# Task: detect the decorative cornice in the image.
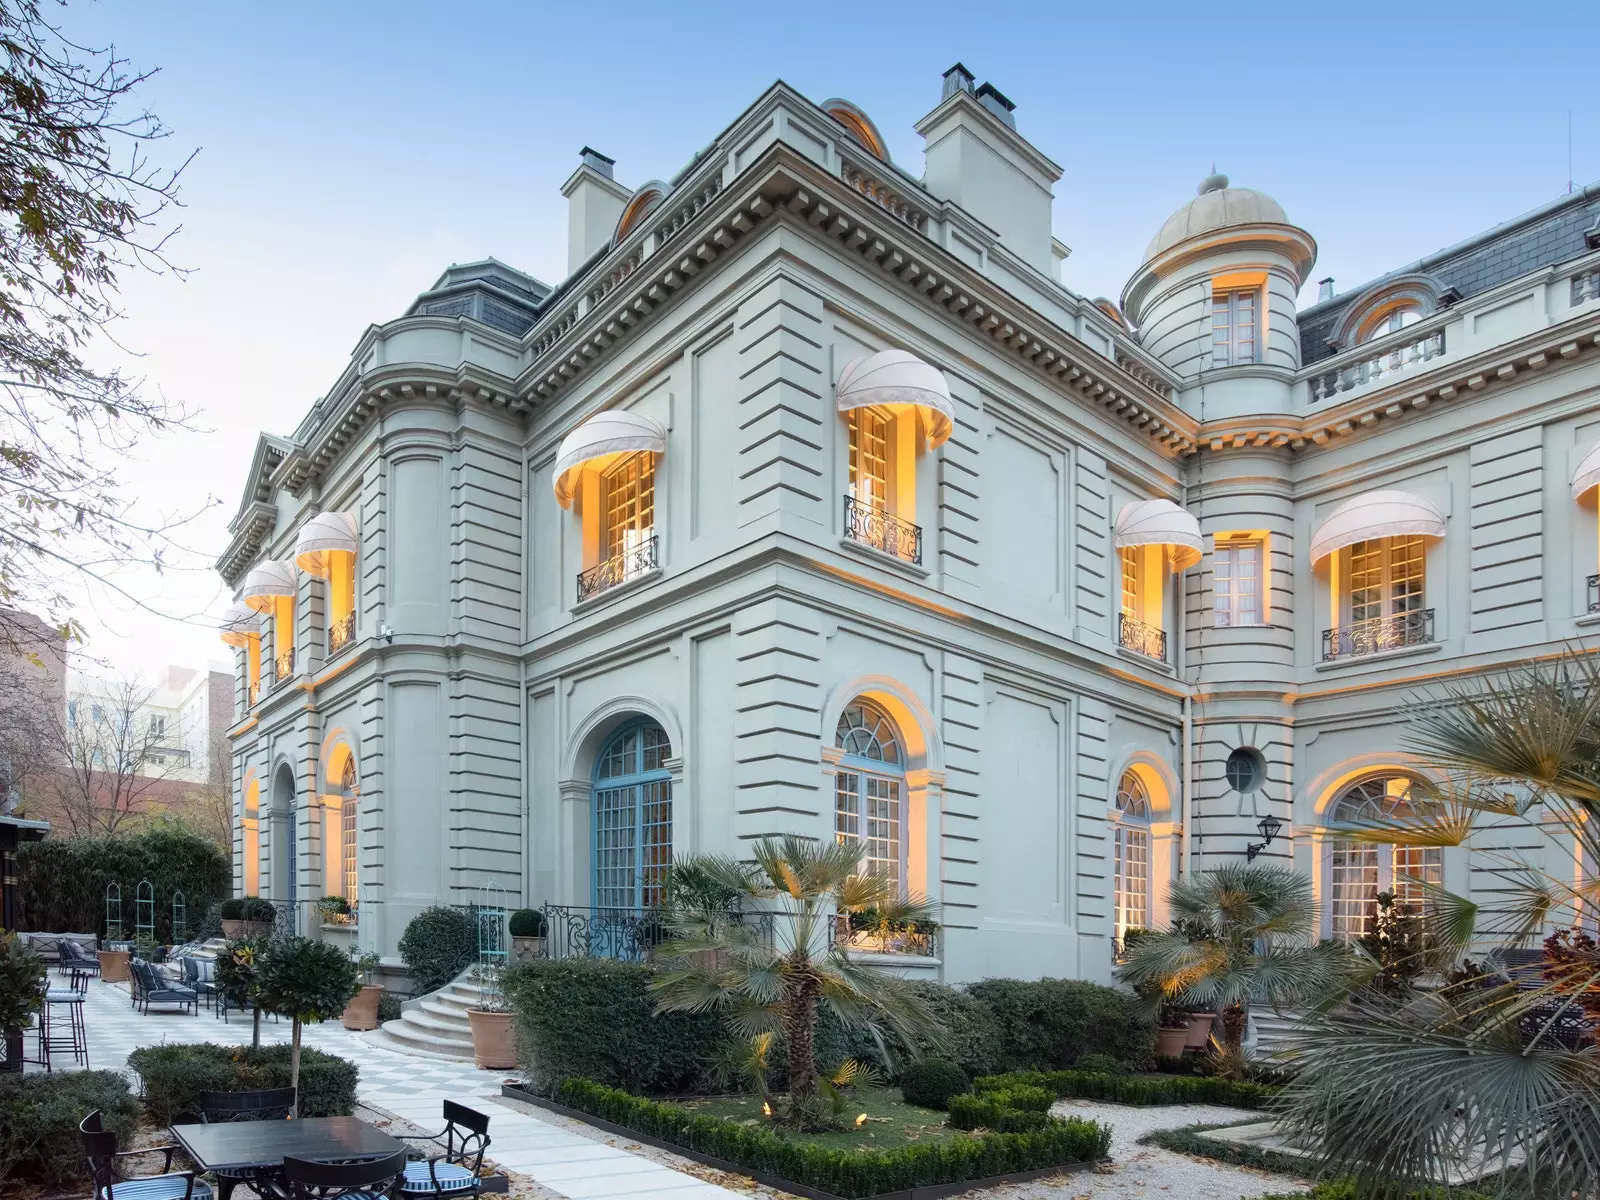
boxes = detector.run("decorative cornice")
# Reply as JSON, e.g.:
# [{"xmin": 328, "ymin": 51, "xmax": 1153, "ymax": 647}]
[{"xmin": 216, "ymin": 501, "xmax": 277, "ymax": 586}]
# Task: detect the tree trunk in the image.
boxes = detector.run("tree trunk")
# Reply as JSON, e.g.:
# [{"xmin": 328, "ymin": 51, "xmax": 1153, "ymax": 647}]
[
  {"xmin": 290, "ymin": 1019, "xmax": 302, "ymax": 1117},
  {"xmin": 782, "ymin": 975, "xmax": 820, "ymax": 1111},
  {"xmin": 1221, "ymin": 1002, "xmax": 1248, "ymax": 1052},
  {"xmin": 251, "ymin": 1004, "xmax": 261, "ymax": 1050}
]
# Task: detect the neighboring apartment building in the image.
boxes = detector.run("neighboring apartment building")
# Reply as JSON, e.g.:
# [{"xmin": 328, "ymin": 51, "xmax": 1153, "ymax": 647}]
[
  {"xmin": 64, "ymin": 664, "xmax": 233, "ymax": 784},
  {"xmin": 215, "ymin": 65, "xmax": 1600, "ymax": 975}
]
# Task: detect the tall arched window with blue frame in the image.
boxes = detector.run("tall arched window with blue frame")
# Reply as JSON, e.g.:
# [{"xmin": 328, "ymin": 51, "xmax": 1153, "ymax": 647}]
[
  {"xmin": 833, "ymin": 701, "xmax": 905, "ymax": 894},
  {"xmin": 592, "ymin": 719, "xmax": 673, "ymax": 912}
]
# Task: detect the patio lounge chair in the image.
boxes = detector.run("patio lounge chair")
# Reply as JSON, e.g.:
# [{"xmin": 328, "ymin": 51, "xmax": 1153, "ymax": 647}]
[
  {"xmin": 130, "ymin": 959, "xmax": 199, "ymax": 1015},
  {"xmin": 58, "ymin": 937, "xmax": 101, "ymax": 976},
  {"xmin": 81, "ymin": 1108, "xmax": 213, "ymax": 1200},
  {"xmin": 182, "ymin": 957, "xmax": 219, "ymax": 1009},
  {"xmin": 397, "ymin": 1100, "xmax": 491, "ymax": 1197}
]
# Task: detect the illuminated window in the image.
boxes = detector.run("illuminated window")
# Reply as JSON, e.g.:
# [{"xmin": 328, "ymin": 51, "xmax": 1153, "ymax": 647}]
[
  {"xmin": 1363, "ymin": 306, "xmax": 1422, "ymax": 342},
  {"xmin": 1346, "ymin": 536, "xmax": 1424, "ymax": 625},
  {"xmin": 834, "ymin": 701, "xmax": 904, "ymax": 893},
  {"xmin": 339, "ymin": 757, "xmax": 358, "ymax": 905},
  {"xmin": 1212, "ymin": 289, "xmax": 1258, "ymax": 367},
  {"xmin": 848, "ymin": 407, "xmax": 892, "ymax": 513},
  {"xmin": 328, "ymin": 551, "xmax": 356, "ymax": 654},
  {"xmin": 1120, "ymin": 547, "xmax": 1141, "ymax": 620},
  {"xmin": 1327, "ymin": 776, "xmax": 1441, "ymax": 941},
  {"xmin": 1112, "ymin": 771, "xmax": 1152, "ymax": 950},
  {"xmin": 602, "ymin": 453, "xmax": 655, "ymax": 566},
  {"xmin": 243, "ymin": 780, "xmax": 260, "ymax": 895},
  {"xmin": 272, "ymin": 594, "xmax": 295, "ymax": 681},
  {"xmin": 1214, "ymin": 538, "xmax": 1265, "ymax": 627},
  {"xmin": 593, "ymin": 720, "xmax": 672, "ymax": 913}
]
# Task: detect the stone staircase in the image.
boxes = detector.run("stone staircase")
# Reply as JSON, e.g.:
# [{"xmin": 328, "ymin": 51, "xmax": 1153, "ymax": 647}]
[{"xmin": 372, "ymin": 969, "xmax": 484, "ymax": 1061}]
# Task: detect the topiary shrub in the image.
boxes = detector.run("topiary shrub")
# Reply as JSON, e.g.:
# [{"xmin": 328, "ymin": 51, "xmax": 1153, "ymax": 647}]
[
  {"xmin": 0, "ymin": 1070, "xmax": 138, "ymax": 1187},
  {"xmin": 127, "ymin": 1043, "xmax": 359, "ymax": 1124},
  {"xmin": 898, "ymin": 1057, "xmax": 970, "ymax": 1109},
  {"xmin": 398, "ymin": 905, "xmax": 479, "ymax": 996},
  {"xmin": 219, "ymin": 897, "xmax": 245, "ymax": 920},
  {"xmin": 508, "ymin": 908, "xmax": 546, "ymax": 938},
  {"xmin": 256, "ymin": 936, "xmax": 359, "ymax": 1102},
  {"xmin": 1073, "ymin": 1052, "xmax": 1131, "ymax": 1076},
  {"xmin": 239, "ymin": 896, "xmax": 276, "ymax": 923},
  {"xmin": 966, "ymin": 977, "xmax": 1156, "ymax": 1071}
]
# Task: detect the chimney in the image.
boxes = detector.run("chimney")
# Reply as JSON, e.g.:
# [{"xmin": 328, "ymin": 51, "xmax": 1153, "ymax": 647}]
[
  {"xmin": 1317, "ymin": 277, "xmax": 1334, "ymax": 303},
  {"xmin": 916, "ymin": 65, "xmax": 1062, "ymax": 275},
  {"xmin": 560, "ymin": 147, "xmax": 631, "ymax": 275}
]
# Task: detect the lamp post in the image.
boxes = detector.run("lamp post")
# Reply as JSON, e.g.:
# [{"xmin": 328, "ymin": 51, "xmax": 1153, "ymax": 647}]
[{"xmin": 1245, "ymin": 814, "xmax": 1284, "ymax": 862}]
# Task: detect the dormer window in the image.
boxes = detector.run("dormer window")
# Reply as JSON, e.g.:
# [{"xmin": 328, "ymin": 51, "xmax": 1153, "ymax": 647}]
[
  {"xmin": 1212, "ymin": 288, "xmax": 1259, "ymax": 366},
  {"xmin": 1363, "ymin": 306, "xmax": 1422, "ymax": 342}
]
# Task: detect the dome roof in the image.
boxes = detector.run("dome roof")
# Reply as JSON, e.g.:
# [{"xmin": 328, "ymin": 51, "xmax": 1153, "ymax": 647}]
[{"xmin": 1144, "ymin": 173, "xmax": 1290, "ymax": 263}]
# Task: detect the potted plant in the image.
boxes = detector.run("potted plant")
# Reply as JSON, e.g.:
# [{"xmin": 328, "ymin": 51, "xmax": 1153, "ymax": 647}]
[
  {"xmin": 1183, "ymin": 1008, "xmax": 1217, "ymax": 1051},
  {"xmin": 341, "ymin": 951, "xmax": 384, "ymax": 1030},
  {"xmin": 97, "ymin": 942, "xmax": 132, "ymax": 982},
  {"xmin": 318, "ymin": 895, "xmax": 354, "ymax": 926},
  {"xmin": 466, "ymin": 962, "xmax": 515, "ymax": 1069},
  {"xmin": 1157, "ymin": 999, "xmax": 1190, "ymax": 1058},
  {"xmin": 507, "ymin": 908, "xmax": 546, "ymax": 960},
  {"xmin": 0, "ymin": 931, "xmax": 46, "ymax": 1073},
  {"xmin": 256, "ymin": 936, "xmax": 359, "ymax": 1111},
  {"xmin": 222, "ymin": 896, "xmax": 276, "ymax": 938}
]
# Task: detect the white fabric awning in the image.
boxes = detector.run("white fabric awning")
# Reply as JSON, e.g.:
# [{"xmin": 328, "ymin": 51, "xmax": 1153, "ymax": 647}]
[
  {"xmin": 1572, "ymin": 441, "xmax": 1600, "ymax": 501},
  {"xmin": 1310, "ymin": 489, "xmax": 1446, "ymax": 564},
  {"xmin": 294, "ymin": 511, "xmax": 359, "ymax": 578},
  {"xmin": 553, "ymin": 410, "xmax": 667, "ymax": 509},
  {"xmin": 1114, "ymin": 499, "xmax": 1203, "ymax": 571},
  {"xmin": 241, "ymin": 559, "xmax": 298, "ymax": 613},
  {"xmin": 836, "ymin": 349, "xmax": 954, "ymax": 448},
  {"xmin": 218, "ymin": 603, "xmax": 259, "ymax": 648}
]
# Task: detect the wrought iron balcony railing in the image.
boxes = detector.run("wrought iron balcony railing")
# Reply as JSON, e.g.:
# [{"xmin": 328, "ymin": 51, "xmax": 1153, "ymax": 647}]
[
  {"xmin": 274, "ymin": 646, "xmax": 296, "ymax": 683},
  {"xmin": 248, "ymin": 678, "xmax": 261, "ymax": 707},
  {"xmin": 329, "ymin": 610, "xmax": 356, "ymax": 655},
  {"xmin": 843, "ymin": 496, "xmax": 922, "ymax": 565},
  {"xmin": 1118, "ymin": 613, "xmax": 1167, "ymax": 661},
  {"xmin": 832, "ymin": 912, "xmax": 939, "ymax": 958},
  {"xmin": 576, "ymin": 534, "xmax": 658, "ymax": 603},
  {"xmin": 1589, "ymin": 574, "xmax": 1600, "ymax": 614},
  {"xmin": 1322, "ymin": 608, "xmax": 1435, "ymax": 661}
]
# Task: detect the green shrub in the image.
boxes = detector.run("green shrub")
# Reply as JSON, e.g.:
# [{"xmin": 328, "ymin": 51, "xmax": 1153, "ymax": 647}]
[
  {"xmin": 126, "ymin": 1043, "xmax": 359, "ymax": 1123},
  {"xmin": 16, "ymin": 828, "xmax": 229, "ymax": 942},
  {"xmin": 502, "ymin": 957, "xmax": 720, "ymax": 1095},
  {"xmin": 946, "ymin": 1092, "xmax": 1051, "ymax": 1133},
  {"xmin": 219, "ymin": 897, "xmax": 244, "ymax": 920},
  {"xmin": 0, "ymin": 930, "xmax": 46, "ymax": 1034},
  {"xmin": 1073, "ymin": 1052, "xmax": 1131, "ymax": 1076},
  {"xmin": 897, "ymin": 981, "xmax": 1006, "ymax": 1078},
  {"xmin": 966, "ymin": 977, "xmax": 1156, "ymax": 1072},
  {"xmin": 239, "ymin": 896, "xmax": 276, "ymax": 923},
  {"xmin": 898, "ymin": 1057, "xmax": 970, "ymax": 1109},
  {"xmin": 398, "ymin": 905, "xmax": 479, "ymax": 996},
  {"xmin": 976, "ymin": 1068, "xmax": 1279, "ymax": 1110},
  {"xmin": 377, "ymin": 992, "xmax": 402, "ymax": 1022},
  {"xmin": 0, "ymin": 1070, "xmax": 137, "ymax": 1187},
  {"xmin": 556, "ymin": 1077, "xmax": 1109, "ymax": 1199},
  {"xmin": 508, "ymin": 908, "xmax": 546, "ymax": 937}
]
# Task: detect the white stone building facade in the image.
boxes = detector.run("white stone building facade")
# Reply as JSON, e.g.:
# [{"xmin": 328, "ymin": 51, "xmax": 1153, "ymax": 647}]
[{"xmin": 216, "ymin": 65, "xmax": 1600, "ymax": 978}]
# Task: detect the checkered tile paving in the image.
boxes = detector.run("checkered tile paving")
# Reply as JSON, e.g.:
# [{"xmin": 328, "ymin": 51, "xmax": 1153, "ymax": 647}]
[{"xmin": 30, "ymin": 974, "xmax": 744, "ymax": 1200}]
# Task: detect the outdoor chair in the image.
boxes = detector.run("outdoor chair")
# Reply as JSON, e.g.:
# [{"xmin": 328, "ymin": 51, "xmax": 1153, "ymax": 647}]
[
  {"xmin": 183, "ymin": 956, "xmax": 219, "ymax": 1009},
  {"xmin": 198, "ymin": 1087, "xmax": 297, "ymax": 1200},
  {"xmin": 130, "ymin": 959, "xmax": 199, "ymax": 1016},
  {"xmin": 274, "ymin": 1150, "xmax": 408, "ymax": 1200},
  {"xmin": 58, "ymin": 937, "xmax": 101, "ymax": 976},
  {"xmin": 37, "ymin": 966, "xmax": 89, "ymax": 1069},
  {"xmin": 396, "ymin": 1100, "xmax": 490, "ymax": 1197},
  {"xmin": 81, "ymin": 1108, "xmax": 213, "ymax": 1200}
]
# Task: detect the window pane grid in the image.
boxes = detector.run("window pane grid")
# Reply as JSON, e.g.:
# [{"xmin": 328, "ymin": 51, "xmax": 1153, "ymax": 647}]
[
  {"xmin": 601, "ymin": 453, "xmax": 655, "ymax": 563},
  {"xmin": 849, "ymin": 407, "xmax": 890, "ymax": 512},
  {"xmin": 1212, "ymin": 289, "xmax": 1259, "ymax": 367},
  {"xmin": 341, "ymin": 797, "xmax": 358, "ymax": 903},
  {"xmin": 1330, "ymin": 840, "xmax": 1380, "ymax": 940},
  {"xmin": 1113, "ymin": 825, "xmax": 1150, "ymax": 944},
  {"xmin": 1121, "ymin": 546, "xmax": 1140, "ymax": 619},
  {"xmin": 1214, "ymin": 540, "xmax": 1263, "ymax": 626},
  {"xmin": 1347, "ymin": 536, "xmax": 1425, "ymax": 623},
  {"xmin": 592, "ymin": 721, "xmax": 673, "ymax": 915}
]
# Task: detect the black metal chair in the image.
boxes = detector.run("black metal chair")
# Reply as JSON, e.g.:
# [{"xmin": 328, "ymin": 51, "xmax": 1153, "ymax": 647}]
[
  {"xmin": 131, "ymin": 959, "xmax": 199, "ymax": 1015},
  {"xmin": 198, "ymin": 1088, "xmax": 296, "ymax": 1200},
  {"xmin": 81, "ymin": 1108, "xmax": 214, "ymax": 1200},
  {"xmin": 396, "ymin": 1101, "xmax": 490, "ymax": 1197},
  {"xmin": 275, "ymin": 1150, "xmax": 408, "ymax": 1200},
  {"xmin": 183, "ymin": 957, "xmax": 220, "ymax": 1010},
  {"xmin": 59, "ymin": 937, "xmax": 102, "ymax": 976}
]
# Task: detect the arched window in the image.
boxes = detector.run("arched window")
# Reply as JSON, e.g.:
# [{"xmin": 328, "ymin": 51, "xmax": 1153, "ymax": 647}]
[
  {"xmin": 1363, "ymin": 305, "xmax": 1422, "ymax": 342},
  {"xmin": 339, "ymin": 756, "xmax": 358, "ymax": 906},
  {"xmin": 834, "ymin": 701, "xmax": 905, "ymax": 892},
  {"xmin": 1328, "ymin": 775, "xmax": 1440, "ymax": 941},
  {"xmin": 593, "ymin": 720, "xmax": 672, "ymax": 911},
  {"xmin": 1112, "ymin": 770, "xmax": 1152, "ymax": 949}
]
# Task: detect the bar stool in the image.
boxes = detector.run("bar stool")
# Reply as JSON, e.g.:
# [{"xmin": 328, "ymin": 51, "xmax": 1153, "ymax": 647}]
[{"xmin": 39, "ymin": 968, "xmax": 90, "ymax": 1070}]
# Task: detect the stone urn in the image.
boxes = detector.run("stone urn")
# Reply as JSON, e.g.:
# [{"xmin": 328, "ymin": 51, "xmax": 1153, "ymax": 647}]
[
  {"xmin": 1157, "ymin": 1026, "xmax": 1189, "ymax": 1058},
  {"xmin": 342, "ymin": 984, "xmax": 384, "ymax": 1031},
  {"xmin": 509, "ymin": 936, "xmax": 545, "ymax": 962},
  {"xmin": 97, "ymin": 949, "xmax": 130, "ymax": 983},
  {"xmin": 467, "ymin": 1009, "xmax": 516, "ymax": 1070},
  {"xmin": 1183, "ymin": 1012, "xmax": 1216, "ymax": 1051},
  {"xmin": 221, "ymin": 920, "xmax": 273, "ymax": 939}
]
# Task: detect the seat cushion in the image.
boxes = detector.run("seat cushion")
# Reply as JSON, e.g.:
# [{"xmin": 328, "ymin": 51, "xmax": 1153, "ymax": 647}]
[
  {"xmin": 45, "ymin": 989, "xmax": 84, "ymax": 1002},
  {"xmin": 400, "ymin": 1160, "xmax": 478, "ymax": 1194},
  {"xmin": 104, "ymin": 1174, "xmax": 214, "ymax": 1200}
]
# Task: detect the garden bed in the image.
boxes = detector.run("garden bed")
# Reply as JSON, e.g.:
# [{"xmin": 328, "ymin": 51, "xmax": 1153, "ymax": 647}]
[
  {"xmin": 502, "ymin": 1080, "xmax": 1110, "ymax": 1200},
  {"xmin": 977, "ymin": 1068, "xmax": 1280, "ymax": 1109}
]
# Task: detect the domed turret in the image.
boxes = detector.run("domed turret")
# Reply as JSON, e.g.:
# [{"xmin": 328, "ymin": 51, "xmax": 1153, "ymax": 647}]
[{"xmin": 1143, "ymin": 174, "xmax": 1291, "ymax": 265}]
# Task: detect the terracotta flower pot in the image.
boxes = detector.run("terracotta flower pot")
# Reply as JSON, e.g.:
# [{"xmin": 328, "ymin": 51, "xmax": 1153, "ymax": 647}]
[
  {"xmin": 1157, "ymin": 1026, "xmax": 1190, "ymax": 1057},
  {"xmin": 510, "ymin": 936, "xmax": 544, "ymax": 961},
  {"xmin": 1184, "ymin": 1012, "xmax": 1216, "ymax": 1051},
  {"xmin": 468, "ymin": 1009, "xmax": 516, "ymax": 1070},
  {"xmin": 97, "ymin": 949, "xmax": 130, "ymax": 983},
  {"xmin": 342, "ymin": 984, "xmax": 384, "ymax": 1031},
  {"xmin": 221, "ymin": 919, "xmax": 274, "ymax": 939}
]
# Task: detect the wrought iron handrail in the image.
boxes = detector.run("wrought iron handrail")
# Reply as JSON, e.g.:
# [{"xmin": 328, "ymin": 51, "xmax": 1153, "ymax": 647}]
[
  {"xmin": 1322, "ymin": 608, "xmax": 1434, "ymax": 661},
  {"xmin": 843, "ymin": 496, "xmax": 923, "ymax": 565},
  {"xmin": 274, "ymin": 646, "xmax": 296, "ymax": 683},
  {"xmin": 1589, "ymin": 574, "xmax": 1599, "ymax": 614},
  {"xmin": 329, "ymin": 610, "xmax": 356, "ymax": 654},
  {"xmin": 576, "ymin": 534, "xmax": 659, "ymax": 603},
  {"xmin": 1118, "ymin": 613, "xmax": 1167, "ymax": 661}
]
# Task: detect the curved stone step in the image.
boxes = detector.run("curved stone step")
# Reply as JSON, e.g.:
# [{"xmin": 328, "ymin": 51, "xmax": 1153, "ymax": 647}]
[
  {"xmin": 369, "ymin": 1025, "xmax": 475, "ymax": 1062},
  {"xmin": 379, "ymin": 1015, "xmax": 473, "ymax": 1055},
  {"xmin": 405, "ymin": 1006, "xmax": 471, "ymax": 1036}
]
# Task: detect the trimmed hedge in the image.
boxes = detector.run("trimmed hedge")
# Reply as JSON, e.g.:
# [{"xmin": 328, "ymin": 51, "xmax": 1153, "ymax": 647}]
[
  {"xmin": 0, "ymin": 1070, "xmax": 138, "ymax": 1187},
  {"xmin": 554, "ymin": 1077, "xmax": 1110, "ymax": 1199},
  {"xmin": 898, "ymin": 1058, "xmax": 969, "ymax": 1110},
  {"xmin": 398, "ymin": 905, "xmax": 479, "ymax": 996},
  {"xmin": 126, "ymin": 1042, "xmax": 359, "ymax": 1123},
  {"xmin": 947, "ymin": 1085, "xmax": 1055, "ymax": 1134},
  {"xmin": 965, "ymin": 977, "xmax": 1156, "ymax": 1073},
  {"xmin": 976, "ymin": 1068, "xmax": 1280, "ymax": 1110}
]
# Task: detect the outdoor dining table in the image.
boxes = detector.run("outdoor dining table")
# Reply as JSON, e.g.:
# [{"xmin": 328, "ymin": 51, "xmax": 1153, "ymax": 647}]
[{"xmin": 169, "ymin": 1115, "xmax": 406, "ymax": 1177}]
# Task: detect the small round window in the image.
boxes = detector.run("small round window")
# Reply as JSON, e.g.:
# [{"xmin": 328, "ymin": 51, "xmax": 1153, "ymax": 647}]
[{"xmin": 1224, "ymin": 747, "xmax": 1266, "ymax": 794}]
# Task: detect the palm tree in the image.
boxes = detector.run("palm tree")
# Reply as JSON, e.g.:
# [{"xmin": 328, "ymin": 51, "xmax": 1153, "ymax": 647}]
[
  {"xmin": 1276, "ymin": 654, "xmax": 1600, "ymax": 1199},
  {"xmin": 650, "ymin": 835, "xmax": 942, "ymax": 1126},
  {"xmin": 1116, "ymin": 863, "xmax": 1362, "ymax": 1056}
]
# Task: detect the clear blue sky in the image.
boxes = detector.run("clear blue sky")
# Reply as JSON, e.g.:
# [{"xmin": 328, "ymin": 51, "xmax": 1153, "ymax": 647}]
[{"xmin": 57, "ymin": 0, "xmax": 1600, "ymax": 671}]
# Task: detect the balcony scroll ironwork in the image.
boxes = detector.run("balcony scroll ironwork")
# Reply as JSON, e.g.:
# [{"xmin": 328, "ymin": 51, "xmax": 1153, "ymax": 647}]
[
  {"xmin": 576, "ymin": 534, "xmax": 659, "ymax": 603},
  {"xmin": 273, "ymin": 646, "xmax": 296, "ymax": 683},
  {"xmin": 1589, "ymin": 574, "xmax": 1600, "ymax": 614},
  {"xmin": 843, "ymin": 496, "xmax": 923, "ymax": 565},
  {"xmin": 1118, "ymin": 613, "xmax": 1167, "ymax": 662},
  {"xmin": 1322, "ymin": 609, "xmax": 1435, "ymax": 661},
  {"xmin": 329, "ymin": 611, "xmax": 355, "ymax": 655}
]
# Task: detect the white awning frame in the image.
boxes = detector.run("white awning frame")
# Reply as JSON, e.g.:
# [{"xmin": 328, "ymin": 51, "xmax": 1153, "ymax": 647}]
[
  {"xmin": 836, "ymin": 349, "xmax": 955, "ymax": 448},
  {"xmin": 553, "ymin": 410, "xmax": 667, "ymax": 509},
  {"xmin": 219, "ymin": 603, "xmax": 260, "ymax": 648},
  {"xmin": 1310, "ymin": 489, "xmax": 1446, "ymax": 564},
  {"xmin": 241, "ymin": 559, "xmax": 298, "ymax": 613},
  {"xmin": 1572, "ymin": 440, "xmax": 1600, "ymax": 502},
  {"xmin": 294, "ymin": 511, "xmax": 360, "ymax": 579},
  {"xmin": 1114, "ymin": 499, "xmax": 1203, "ymax": 571}
]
